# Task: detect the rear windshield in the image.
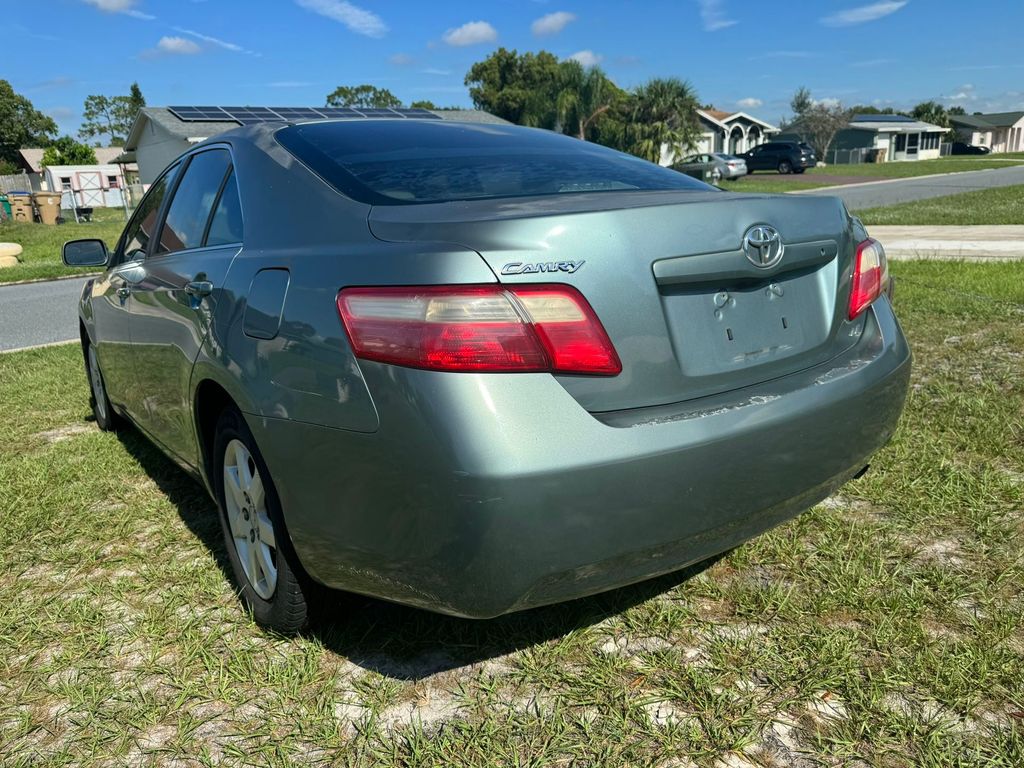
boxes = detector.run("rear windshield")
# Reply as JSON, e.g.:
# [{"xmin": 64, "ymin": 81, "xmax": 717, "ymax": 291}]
[{"xmin": 276, "ymin": 120, "xmax": 712, "ymax": 205}]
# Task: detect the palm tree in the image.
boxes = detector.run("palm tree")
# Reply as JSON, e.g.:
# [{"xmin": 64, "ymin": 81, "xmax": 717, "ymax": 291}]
[
  {"xmin": 624, "ymin": 78, "xmax": 701, "ymax": 163},
  {"xmin": 555, "ymin": 61, "xmax": 619, "ymax": 141}
]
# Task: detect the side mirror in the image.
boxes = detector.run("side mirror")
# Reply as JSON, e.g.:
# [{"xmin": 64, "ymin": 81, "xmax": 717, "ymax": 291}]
[{"xmin": 62, "ymin": 239, "xmax": 109, "ymax": 268}]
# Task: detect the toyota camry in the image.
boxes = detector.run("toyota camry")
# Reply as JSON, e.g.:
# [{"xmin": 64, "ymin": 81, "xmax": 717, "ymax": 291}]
[{"xmin": 62, "ymin": 116, "xmax": 911, "ymax": 633}]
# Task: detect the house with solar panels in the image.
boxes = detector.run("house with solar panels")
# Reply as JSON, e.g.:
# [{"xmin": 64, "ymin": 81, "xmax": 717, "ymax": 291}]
[
  {"xmin": 778, "ymin": 113, "xmax": 947, "ymax": 163},
  {"xmin": 119, "ymin": 106, "xmax": 510, "ymax": 186}
]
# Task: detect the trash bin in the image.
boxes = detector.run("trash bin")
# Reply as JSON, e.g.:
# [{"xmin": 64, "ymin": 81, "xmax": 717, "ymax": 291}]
[
  {"xmin": 0, "ymin": 194, "xmax": 10, "ymax": 221},
  {"xmin": 8, "ymin": 193, "xmax": 33, "ymax": 222},
  {"xmin": 33, "ymin": 192, "xmax": 62, "ymax": 225}
]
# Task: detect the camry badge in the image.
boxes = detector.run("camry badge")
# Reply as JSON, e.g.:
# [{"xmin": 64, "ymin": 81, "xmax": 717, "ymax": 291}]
[
  {"xmin": 742, "ymin": 225, "xmax": 784, "ymax": 268},
  {"xmin": 501, "ymin": 260, "xmax": 585, "ymax": 276}
]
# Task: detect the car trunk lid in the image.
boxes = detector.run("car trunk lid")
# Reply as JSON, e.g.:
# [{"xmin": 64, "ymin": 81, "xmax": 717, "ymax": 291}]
[{"xmin": 368, "ymin": 190, "xmax": 863, "ymax": 413}]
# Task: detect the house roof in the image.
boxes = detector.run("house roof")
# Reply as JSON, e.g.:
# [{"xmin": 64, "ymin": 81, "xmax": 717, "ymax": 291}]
[
  {"xmin": 124, "ymin": 106, "xmax": 510, "ymax": 151},
  {"xmin": 848, "ymin": 117, "xmax": 945, "ymax": 133},
  {"xmin": 950, "ymin": 111, "xmax": 1024, "ymax": 129},
  {"xmin": 17, "ymin": 147, "xmax": 131, "ymax": 173},
  {"xmin": 697, "ymin": 108, "xmax": 779, "ymax": 133}
]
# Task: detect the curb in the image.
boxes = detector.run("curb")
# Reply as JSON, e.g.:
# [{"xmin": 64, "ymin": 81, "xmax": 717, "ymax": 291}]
[
  {"xmin": 0, "ymin": 272, "xmax": 101, "ymax": 288},
  {"xmin": 0, "ymin": 339, "xmax": 78, "ymax": 355}
]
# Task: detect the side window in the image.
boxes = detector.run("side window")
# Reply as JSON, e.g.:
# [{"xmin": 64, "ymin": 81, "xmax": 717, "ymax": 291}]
[
  {"xmin": 204, "ymin": 170, "xmax": 243, "ymax": 246},
  {"xmin": 157, "ymin": 149, "xmax": 231, "ymax": 255},
  {"xmin": 113, "ymin": 162, "xmax": 179, "ymax": 267}
]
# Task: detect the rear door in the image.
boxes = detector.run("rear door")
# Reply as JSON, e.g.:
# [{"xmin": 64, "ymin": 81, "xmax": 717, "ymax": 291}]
[{"xmin": 126, "ymin": 147, "xmax": 243, "ymax": 462}]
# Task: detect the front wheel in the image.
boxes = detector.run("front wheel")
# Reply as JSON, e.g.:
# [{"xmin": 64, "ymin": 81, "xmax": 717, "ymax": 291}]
[
  {"xmin": 85, "ymin": 342, "xmax": 120, "ymax": 431},
  {"xmin": 778, "ymin": 160, "xmax": 793, "ymax": 174},
  {"xmin": 214, "ymin": 407, "xmax": 311, "ymax": 633}
]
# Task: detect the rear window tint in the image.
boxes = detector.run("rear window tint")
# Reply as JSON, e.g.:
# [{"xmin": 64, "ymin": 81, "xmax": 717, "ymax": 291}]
[{"xmin": 276, "ymin": 121, "xmax": 711, "ymax": 206}]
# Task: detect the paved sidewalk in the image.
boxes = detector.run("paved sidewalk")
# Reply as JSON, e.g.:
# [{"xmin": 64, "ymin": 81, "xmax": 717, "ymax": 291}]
[{"xmin": 867, "ymin": 225, "xmax": 1024, "ymax": 261}]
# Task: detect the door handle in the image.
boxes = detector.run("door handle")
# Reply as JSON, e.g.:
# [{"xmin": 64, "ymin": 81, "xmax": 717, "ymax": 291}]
[
  {"xmin": 116, "ymin": 285, "xmax": 130, "ymax": 299},
  {"xmin": 184, "ymin": 280, "xmax": 214, "ymax": 298}
]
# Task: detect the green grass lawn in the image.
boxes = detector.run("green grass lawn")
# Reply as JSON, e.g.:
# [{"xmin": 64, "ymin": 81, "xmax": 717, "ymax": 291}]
[
  {"xmin": 0, "ymin": 208, "xmax": 125, "ymax": 284},
  {"xmin": 1, "ymin": 262, "xmax": 1022, "ymax": 766},
  {"xmin": 858, "ymin": 184, "xmax": 1024, "ymax": 225}
]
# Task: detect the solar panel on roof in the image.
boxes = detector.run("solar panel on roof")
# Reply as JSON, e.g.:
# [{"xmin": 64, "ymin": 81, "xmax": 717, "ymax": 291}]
[{"xmin": 168, "ymin": 105, "xmax": 445, "ymax": 125}]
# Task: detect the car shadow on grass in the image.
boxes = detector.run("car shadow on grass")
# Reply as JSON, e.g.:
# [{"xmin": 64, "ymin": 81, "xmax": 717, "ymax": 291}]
[{"xmin": 114, "ymin": 421, "xmax": 720, "ymax": 681}]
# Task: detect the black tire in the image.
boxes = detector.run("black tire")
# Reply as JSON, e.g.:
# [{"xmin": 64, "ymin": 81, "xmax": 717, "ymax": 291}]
[
  {"xmin": 84, "ymin": 341, "xmax": 120, "ymax": 431},
  {"xmin": 778, "ymin": 160, "xmax": 793, "ymax": 174},
  {"xmin": 794, "ymin": 168, "xmax": 806, "ymax": 174},
  {"xmin": 214, "ymin": 406, "xmax": 310, "ymax": 634}
]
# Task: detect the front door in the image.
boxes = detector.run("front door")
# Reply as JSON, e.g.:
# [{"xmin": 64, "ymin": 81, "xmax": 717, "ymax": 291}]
[
  {"xmin": 906, "ymin": 132, "xmax": 920, "ymax": 159},
  {"xmin": 91, "ymin": 162, "xmax": 179, "ymax": 409},
  {"xmin": 126, "ymin": 147, "xmax": 243, "ymax": 465}
]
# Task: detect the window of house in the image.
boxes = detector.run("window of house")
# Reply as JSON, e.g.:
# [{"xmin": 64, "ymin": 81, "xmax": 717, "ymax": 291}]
[
  {"xmin": 157, "ymin": 149, "xmax": 232, "ymax": 254},
  {"xmin": 921, "ymin": 133, "xmax": 941, "ymax": 150},
  {"xmin": 60, "ymin": 177, "xmax": 72, "ymax": 191},
  {"xmin": 107, "ymin": 175, "xmax": 119, "ymax": 189},
  {"xmin": 895, "ymin": 134, "xmax": 907, "ymax": 152}
]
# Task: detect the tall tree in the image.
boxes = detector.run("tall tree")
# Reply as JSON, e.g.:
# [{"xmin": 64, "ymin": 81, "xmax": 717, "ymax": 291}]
[
  {"xmin": 79, "ymin": 94, "xmax": 134, "ymax": 145},
  {"xmin": 910, "ymin": 100, "xmax": 950, "ymax": 129},
  {"xmin": 784, "ymin": 88, "xmax": 853, "ymax": 158},
  {"xmin": 0, "ymin": 79, "xmax": 58, "ymax": 163},
  {"xmin": 555, "ymin": 60, "xmax": 623, "ymax": 140},
  {"xmin": 42, "ymin": 136, "xmax": 97, "ymax": 166},
  {"xmin": 326, "ymin": 85, "xmax": 403, "ymax": 108},
  {"xmin": 464, "ymin": 48, "xmax": 562, "ymax": 128},
  {"xmin": 128, "ymin": 82, "xmax": 146, "ymax": 117},
  {"xmin": 620, "ymin": 78, "xmax": 701, "ymax": 163}
]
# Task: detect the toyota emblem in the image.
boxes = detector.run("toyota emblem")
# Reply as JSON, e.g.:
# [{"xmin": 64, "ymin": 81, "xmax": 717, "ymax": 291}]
[{"xmin": 742, "ymin": 224, "xmax": 784, "ymax": 268}]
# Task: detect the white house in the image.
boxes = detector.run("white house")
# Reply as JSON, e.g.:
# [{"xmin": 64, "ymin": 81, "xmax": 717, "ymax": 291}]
[
  {"xmin": 660, "ymin": 108, "xmax": 779, "ymax": 165},
  {"xmin": 950, "ymin": 111, "xmax": 1024, "ymax": 153},
  {"xmin": 779, "ymin": 113, "xmax": 946, "ymax": 162}
]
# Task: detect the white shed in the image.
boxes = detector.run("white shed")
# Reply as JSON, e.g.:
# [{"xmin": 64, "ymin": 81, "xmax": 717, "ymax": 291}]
[{"xmin": 43, "ymin": 164, "xmax": 127, "ymax": 209}]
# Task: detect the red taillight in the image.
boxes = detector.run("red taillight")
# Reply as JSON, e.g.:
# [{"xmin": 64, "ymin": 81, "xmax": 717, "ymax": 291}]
[
  {"xmin": 848, "ymin": 238, "xmax": 889, "ymax": 320},
  {"xmin": 336, "ymin": 284, "xmax": 622, "ymax": 375}
]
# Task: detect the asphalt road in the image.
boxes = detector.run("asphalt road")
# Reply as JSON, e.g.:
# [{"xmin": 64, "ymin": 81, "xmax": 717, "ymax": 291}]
[
  {"xmin": 0, "ymin": 277, "xmax": 89, "ymax": 353},
  {"xmin": 802, "ymin": 164, "xmax": 1024, "ymax": 209}
]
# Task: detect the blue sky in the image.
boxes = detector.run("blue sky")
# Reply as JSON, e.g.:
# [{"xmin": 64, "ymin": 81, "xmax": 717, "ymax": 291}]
[{"xmin": 9, "ymin": 0, "xmax": 1024, "ymax": 140}]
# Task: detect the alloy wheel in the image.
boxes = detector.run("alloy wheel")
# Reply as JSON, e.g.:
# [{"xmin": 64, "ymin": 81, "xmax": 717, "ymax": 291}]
[{"xmin": 222, "ymin": 438, "xmax": 278, "ymax": 599}]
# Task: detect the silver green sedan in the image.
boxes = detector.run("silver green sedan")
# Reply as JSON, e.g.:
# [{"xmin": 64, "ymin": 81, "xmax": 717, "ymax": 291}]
[{"xmin": 62, "ymin": 119, "xmax": 910, "ymax": 633}]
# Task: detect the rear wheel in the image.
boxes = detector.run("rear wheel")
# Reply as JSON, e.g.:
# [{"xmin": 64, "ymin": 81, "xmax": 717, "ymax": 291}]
[
  {"xmin": 778, "ymin": 160, "xmax": 793, "ymax": 174},
  {"xmin": 214, "ymin": 407, "xmax": 310, "ymax": 634},
  {"xmin": 85, "ymin": 342, "xmax": 119, "ymax": 431}
]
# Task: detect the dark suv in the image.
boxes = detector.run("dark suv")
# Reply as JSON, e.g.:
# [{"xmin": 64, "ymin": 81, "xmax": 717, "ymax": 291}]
[{"xmin": 742, "ymin": 141, "xmax": 817, "ymax": 174}]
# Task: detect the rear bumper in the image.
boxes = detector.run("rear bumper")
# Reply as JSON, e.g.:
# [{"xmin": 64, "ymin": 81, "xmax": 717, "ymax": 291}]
[{"xmin": 251, "ymin": 298, "xmax": 911, "ymax": 618}]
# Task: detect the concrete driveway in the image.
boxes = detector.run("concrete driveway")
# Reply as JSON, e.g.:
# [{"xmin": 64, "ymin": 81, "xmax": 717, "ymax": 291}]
[
  {"xmin": 0, "ymin": 277, "xmax": 90, "ymax": 353},
  {"xmin": 800, "ymin": 164, "xmax": 1024, "ymax": 209}
]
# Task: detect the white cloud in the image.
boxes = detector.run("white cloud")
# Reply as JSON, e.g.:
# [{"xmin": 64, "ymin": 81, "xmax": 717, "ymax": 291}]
[
  {"xmin": 82, "ymin": 0, "xmax": 154, "ymax": 19},
  {"xmin": 821, "ymin": 1, "xmax": 907, "ymax": 27},
  {"xmin": 421, "ymin": 68, "xmax": 451, "ymax": 76},
  {"xmin": 268, "ymin": 81, "xmax": 313, "ymax": 88},
  {"xmin": 814, "ymin": 97, "xmax": 842, "ymax": 108},
  {"xmin": 390, "ymin": 52, "xmax": 414, "ymax": 65},
  {"xmin": 156, "ymin": 36, "xmax": 200, "ymax": 55},
  {"xmin": 569, "ymin": 50, "xmax": 602, "ymax": 67},
  {"xmin": 47, "ymin": 106, "xmax": 75, "ymax": 120},
  {"xmin": 737, "ymin": 97, "xmax": 763, "ymax": 109},
  {"xmin": 173, "ymin": 27, "xmax": 258, "ymax": 55},
  {"xmin": 531, "ymin": 11, "xmax": 576, "ymax": 36},
  {"xmin": 442, "ymin": 21, "xmax": 497, "ymax": 46},
  {"xmin": 294, "ymin": 0, "xmax": 388, "ymax": 38},
  {"xmin": 697, "ymin": 0, "xmax": 736, "ymax": 31}
]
